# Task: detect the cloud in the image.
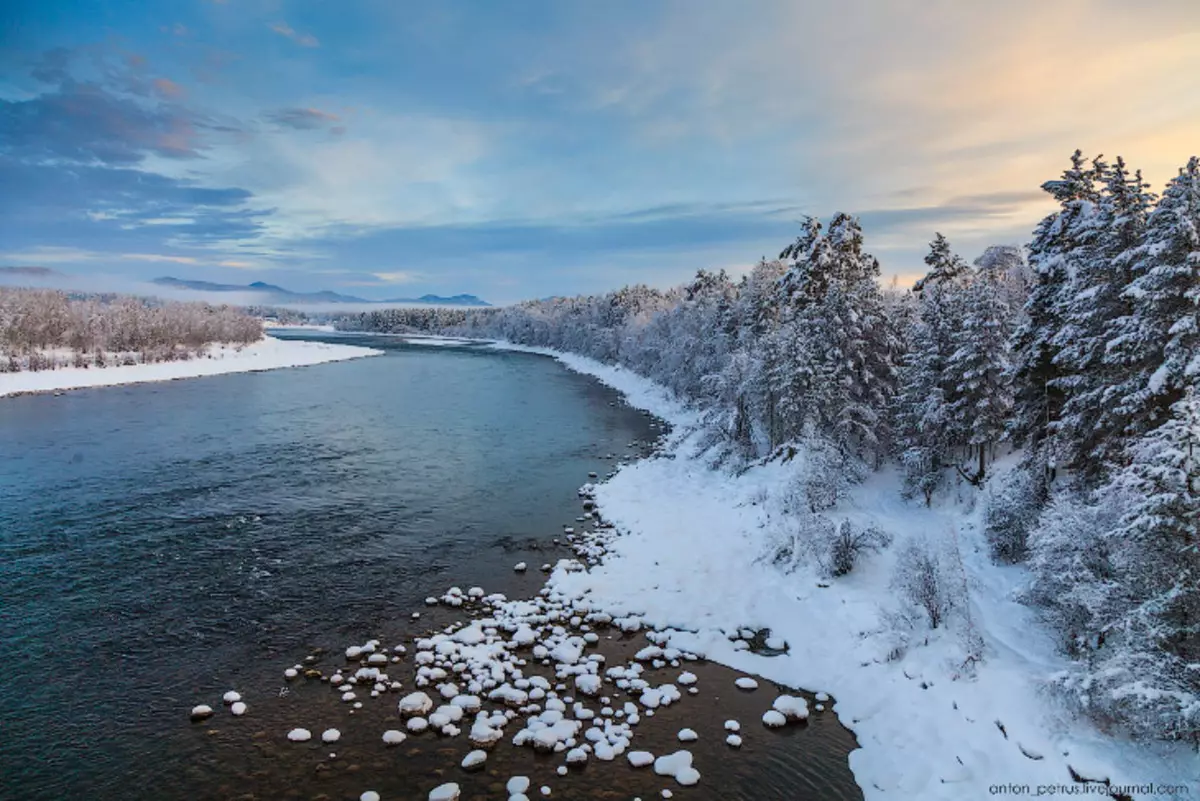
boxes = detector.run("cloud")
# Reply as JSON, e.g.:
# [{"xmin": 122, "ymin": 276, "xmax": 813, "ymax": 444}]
[
  {"xmin": 152, "ymin": 78, "xmax": 184, "ymax": 99},
  {"xmin": 266, "ymin": 107, "xmax": 340, "ymax": 130},
  {"xmin": 0, "ymin": 83, "xmax": 205, "ymax": 163},
  {"xmin": 270, "ymin": 22, "xmax": 320, "ymax": 48},
  {"xmin": 0, "ymin": 159, "xmax": 271, "ymax": 253},
  {"xmin": 371, "ymin": 271, "xmax": 422, "ymax": 284}
]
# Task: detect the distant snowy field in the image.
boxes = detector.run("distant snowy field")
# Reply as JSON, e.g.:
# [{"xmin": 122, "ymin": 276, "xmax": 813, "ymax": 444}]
[
  {"xmin": 0, "ymin": 336, "xmax": 381, "ymax": 398},
  {"xmin": 491, "ymin": 340, "xmax": 1196, "ymax": 801}
]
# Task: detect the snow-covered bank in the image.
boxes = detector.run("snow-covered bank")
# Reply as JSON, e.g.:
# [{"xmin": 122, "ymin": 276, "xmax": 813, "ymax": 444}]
[
  {"xmin": 496, "ymin": 342, "xmax": 1196, "ymax": 801},
  {"xmin": 0, "ymin": 336, "xmax": 382, "ymax": 398}
]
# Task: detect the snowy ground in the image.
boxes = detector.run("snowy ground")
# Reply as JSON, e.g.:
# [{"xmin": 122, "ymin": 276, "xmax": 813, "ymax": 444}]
[
  {"xmin": 489, "ymin": 341, "xmax": 1197, "ymax": 801},
  {"xmin": 0, "ymin": 336, "xmax": 382, "ymax": 398}
]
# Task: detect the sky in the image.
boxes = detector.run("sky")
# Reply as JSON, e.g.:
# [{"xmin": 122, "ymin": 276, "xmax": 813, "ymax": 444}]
[{"xmin": 2, "ymin": 0, "xmax": 1199, "ymax": 305}]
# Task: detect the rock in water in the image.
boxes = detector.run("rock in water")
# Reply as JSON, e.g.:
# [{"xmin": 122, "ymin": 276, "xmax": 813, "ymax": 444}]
[
  {"xmin": 428, "ymin": 783, "xmax": 460, "ymax": 801},
  {"xmin": 190, "ymin": 705, "xmax": 214, "ymax": 722}
]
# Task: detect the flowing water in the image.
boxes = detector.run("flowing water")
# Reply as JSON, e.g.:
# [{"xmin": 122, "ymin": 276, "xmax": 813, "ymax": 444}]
[{"xmin": 0, "ymin": 333, "xmax": 862, "ymax": 801}]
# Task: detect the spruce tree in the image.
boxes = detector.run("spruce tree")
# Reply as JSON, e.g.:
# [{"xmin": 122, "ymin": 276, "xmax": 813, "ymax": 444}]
[
  {"xmin": 1053, "ymin": 157, "xmax": 1156, "ymax": 479},
  {"xmin": 1009, "ymin": 150, "xmax": 1103, "ymax": 454}
]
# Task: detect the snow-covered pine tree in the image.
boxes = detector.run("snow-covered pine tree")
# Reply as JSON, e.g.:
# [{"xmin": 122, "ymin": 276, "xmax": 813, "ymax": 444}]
[
  {"xmin": 817, "ymin": 214, "xmax": 900, "ymax": 464},
  {"xmin": 1109, "ymin": 156, "xmax": 1200, "ymax": 436},
  {"xmin": 1102, "ymin": 389, "xmax": 1200, "ymax": 743},
  {"xmin": 1052, "ymin": 157, "xmax": 1156, "ymax": 481},
  {"xmin": 1009, "ymin": 150, "xmax": 1103, "ymax": 455},
  {"xmin": 945, "ymin": 260, "xmax": 1014, "ymax": 483},
  {"xmin": 895, "ymin": 234, "xmax": 970, "ymax": 502}
]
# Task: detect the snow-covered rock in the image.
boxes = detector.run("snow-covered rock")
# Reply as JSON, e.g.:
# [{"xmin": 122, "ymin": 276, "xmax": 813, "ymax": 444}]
[
  {"xmin": 287, "ymin": 728, "xmax": 312, "ymax": 742},
  {"xmin": 653, "ymin": 750, "xmax": 700, "ymax": 786},
  {"xmin": 399, "ymin": 691, "xmax": 433, "ymax": 717},
  {"xmin": 761, "ymin": 710, "xmax": 787, "ymax": 728},
  {"xmin": 428, "ymin": 783, "xmax": 460, "ymax": 801},
  {"xmin": 772, "ymin": 694, "xmax": 809, "ymax": 722}
]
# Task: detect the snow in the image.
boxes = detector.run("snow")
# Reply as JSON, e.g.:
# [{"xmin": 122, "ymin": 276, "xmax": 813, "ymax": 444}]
[
  {"xmin": 676, "ymin": 728, "xmax": 697, "ymax": 742},
  {"xmin": 653, "ymin": 750, "xmax": 700, "ymax": 786},
  {"xmin": 761, "ymin": 710, "xmax": 787, "ymax": 728},
  {"xmin": 222, "ymin": 691, "xmax": 241, "ymax": 704},
  {"xmin": 321, "ymin": 728, "xmax": 341, "ymax": 743},
  {"xmin": 428, "ymin": 783, "xmax": 460, "ymax": 801},
  {"xmin": 286, "ymin": 728, "xmax": 312, "ymax": 742},
  {"xmin": 230, "ymin": 701, "xmax": 247, "ymax": 716},
  {"xmin": 493, "ymin": 344, "xmax": 1194, "ymax": 801},
  {"xmin": 627, "ymin": 751, "xmax": 654, "ymax": 768},
  {"xmin": 726, "ymin": 734, "xmax": 743, "ymax": 747},
  {"xmin": 461, "ymin": 749, "xmax": 487, "ymax": 770},
  {"xmin": 0, "ymin": 335, "xmax": 381, "ymax": 398},
  {"xmin": 190, "ymin": 704, "xmax": 213, "ymax": 721},
  {"xmin": 506, "ymin": 776, "xmax": 530, "ymax": 794},
  {"xmin": 771, "ymin": 695, "xmax": 809, "ymax": 721},
  {"xmin": 399, "ymin": 691, "xmax": 433, "ymax": 717},
  {"xmin": 382, "ymin": 729, "xmax": 406, "ymax": 746},
  {"xmin": 734, "ymin": 678, "xmax": 758, "ymax": 691}
]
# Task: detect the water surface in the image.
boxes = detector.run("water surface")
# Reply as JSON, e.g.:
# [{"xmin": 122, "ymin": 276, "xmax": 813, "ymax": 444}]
[{"xmin": 0, "ymin": 334, "xmax": 861, "ymax": 800}]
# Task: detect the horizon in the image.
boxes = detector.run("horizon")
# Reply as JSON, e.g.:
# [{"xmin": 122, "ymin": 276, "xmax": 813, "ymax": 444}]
[{"xmin": 2, "ymin": 0, "xmax": 1198, "ymax": 304}]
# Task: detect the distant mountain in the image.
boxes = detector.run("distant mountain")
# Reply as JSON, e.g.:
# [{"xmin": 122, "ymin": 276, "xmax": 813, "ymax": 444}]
[
  {"xmin": 382, "ymin": 293, "xmax": 491, "ymax": 307},
  {"xmin": 152, "ymin": 277, "xmax": 490, "ymax": 307}
]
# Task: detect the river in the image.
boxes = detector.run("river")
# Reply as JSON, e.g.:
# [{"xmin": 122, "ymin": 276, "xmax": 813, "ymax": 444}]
[{"xmin": 0, "ymin": 333, "xmax": 861, "ymax": 801}]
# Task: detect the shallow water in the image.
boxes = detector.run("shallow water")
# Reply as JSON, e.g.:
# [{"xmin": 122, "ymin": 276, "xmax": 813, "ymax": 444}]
[{"xmin": 0, "ymin": 333, "xmax": 861, "ymax": 800}]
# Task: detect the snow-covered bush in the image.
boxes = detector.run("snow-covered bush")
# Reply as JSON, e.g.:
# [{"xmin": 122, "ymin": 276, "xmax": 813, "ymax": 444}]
[
  {"xmin": 983, "ymin": 458, "xmax": 1049, "ymax": 563},
  {"xmin": 892, "ymin": 538, "xmax": 956, "ymax": 629},
  {"xmin": 764, "ymin": 511, "xmax": 834, "ymax": 574},
  {"xmin": 822, "ymin": 520, "xmax": 890, "ymax": 578},
  {"xmin": 798, "ymin": 438, "xmax": 866, "ymax": 513}
]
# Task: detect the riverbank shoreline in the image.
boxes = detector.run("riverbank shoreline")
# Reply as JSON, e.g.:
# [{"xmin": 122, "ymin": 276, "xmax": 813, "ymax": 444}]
[
  {"xmin": 0, "ymin": 335, "xmax": 382, "ymax": 399},
  {"xmin": 493, "ymin": 341, "xmax": 1196, "ymax": 801}
]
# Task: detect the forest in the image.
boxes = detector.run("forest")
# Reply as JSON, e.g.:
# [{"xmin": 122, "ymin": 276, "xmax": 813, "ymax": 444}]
[
  {"xmin": 0, "ymin": 287, "xmax": 263, "ymax": 372},
  {"xmin": 345, "ymin": 153, "xmax": 1200, "ymax": 745}
]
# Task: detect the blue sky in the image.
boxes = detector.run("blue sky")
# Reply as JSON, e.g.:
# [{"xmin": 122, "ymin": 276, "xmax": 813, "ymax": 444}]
[{"xmin": 2, "ymin": 0, "xmax": 1198, "ymax": 304}]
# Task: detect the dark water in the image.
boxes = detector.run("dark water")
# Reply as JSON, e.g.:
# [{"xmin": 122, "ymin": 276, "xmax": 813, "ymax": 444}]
[{"xmin": 0, "ymin": 333, "xmax": 861, "ymax": 801}]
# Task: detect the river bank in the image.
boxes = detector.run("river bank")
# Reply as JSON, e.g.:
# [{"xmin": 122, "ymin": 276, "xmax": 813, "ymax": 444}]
[
  {"xmin": 500, "ymin": 342, "xmax": 1197, "ymax": 801},
  {"xmin": 0, "ymin": 335, "xmax": 381, "ymax": 398}
]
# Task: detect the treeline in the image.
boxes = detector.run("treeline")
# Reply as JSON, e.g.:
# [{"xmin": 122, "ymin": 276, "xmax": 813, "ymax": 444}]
[
  {"xmin": 339, "ymin": 306, "xmax": 473, "ymax": 332},
  {"xmin": 348, "ymin": 151, "xmax": 1200, "ymax": 745},
  {"xmin": 0, "ymin": 287, "xmax": 263, "ymax": 371}
]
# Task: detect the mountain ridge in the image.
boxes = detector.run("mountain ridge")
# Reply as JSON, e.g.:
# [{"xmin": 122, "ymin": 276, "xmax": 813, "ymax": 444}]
[{"xmin": 152, "ymin": 277, "xmax": 490, "ymax": 306}]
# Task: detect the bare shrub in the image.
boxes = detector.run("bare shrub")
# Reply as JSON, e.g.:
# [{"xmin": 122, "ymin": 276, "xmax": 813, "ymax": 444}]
[
  {"xmin": 893, "ymin": 538, "xmax": 956, "ymax": 629},
  {"xmin": 823, "ymin": 520, "xmax": 891, "ymax": 577}
]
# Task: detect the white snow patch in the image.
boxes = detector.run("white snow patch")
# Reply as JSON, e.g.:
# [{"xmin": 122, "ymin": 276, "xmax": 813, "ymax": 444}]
[{"xmin": 0, "ymin": 336, "xmax": 381, "ymax": 398}]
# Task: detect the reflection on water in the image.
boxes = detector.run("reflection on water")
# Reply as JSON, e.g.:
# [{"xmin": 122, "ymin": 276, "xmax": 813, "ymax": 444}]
[{"xmin": 0, "ymin": 335, "xmax": 861, "ymax": 800}]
